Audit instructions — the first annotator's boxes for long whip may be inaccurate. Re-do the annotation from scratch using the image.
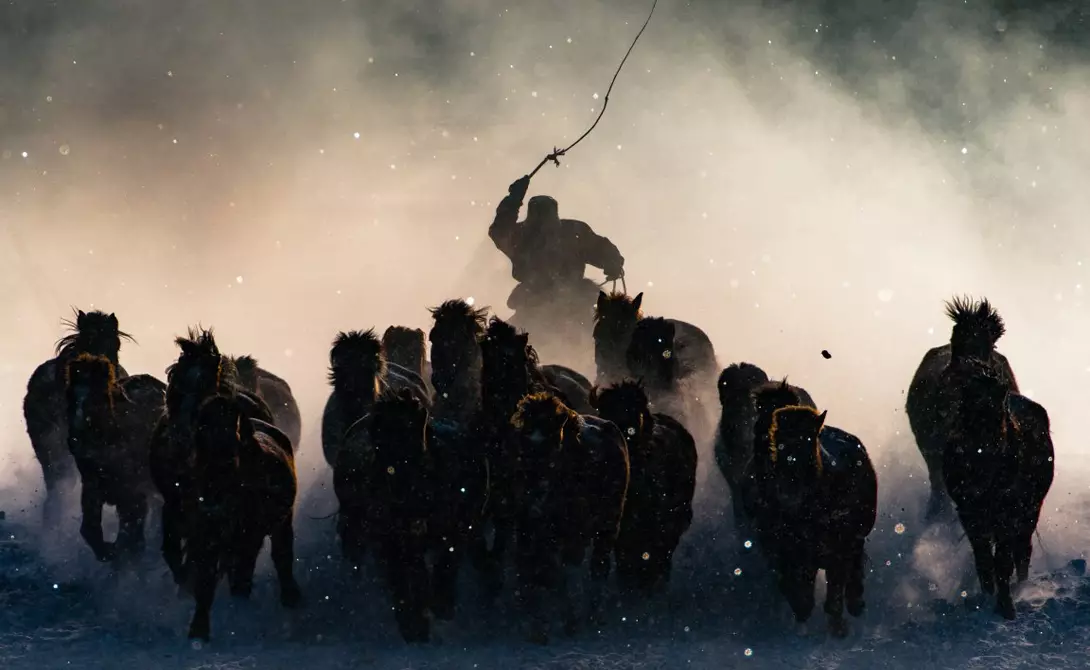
[526,0,660,178]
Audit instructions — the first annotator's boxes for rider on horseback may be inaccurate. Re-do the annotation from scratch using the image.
[489,174,625,331]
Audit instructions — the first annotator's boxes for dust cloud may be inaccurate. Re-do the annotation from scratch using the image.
[1,0,1088,585]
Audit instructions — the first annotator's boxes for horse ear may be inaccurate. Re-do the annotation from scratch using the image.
[76,309,87,326]
[588,385,600,408]
[632,292,643,311]
[779,377,790,390]
[108,313,118,328]
[817,409,828,428]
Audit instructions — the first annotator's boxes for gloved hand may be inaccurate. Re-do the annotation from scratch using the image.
[508,175,531,198]
[604,266,625,282]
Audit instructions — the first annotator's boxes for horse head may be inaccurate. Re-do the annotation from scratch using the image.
[167,327,230,430]
[56,308,133,364]
[428,299,489,398]
[945,295,1006,361]
[510,391,580,521]
[590,379,654,449]
[329,329,386,401]
[767,405,828,511]
[625,317,677,390]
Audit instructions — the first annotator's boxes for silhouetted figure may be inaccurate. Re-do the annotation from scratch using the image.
[489,175,625,368]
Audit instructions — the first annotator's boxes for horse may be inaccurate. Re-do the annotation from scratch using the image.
[425,299,490,620]
[508,392,629,644]
[590,380,696,595]
[714,365,816,531]
[230,354,303,449]
[592,291,719,392]
[321,329,431,468]
[185,395,301,641]
[942,357,1054,620]
[625,317,712,439]
[24,309,134,526]
[149,327,277,589]
[64,353,166,563]
[744,405,877,638]
[473,316,590,596]
[335,390,435,643]
[906,296,1019,520]
[383,325,435,397]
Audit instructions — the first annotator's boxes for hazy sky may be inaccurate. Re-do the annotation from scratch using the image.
[2,0,1088,512]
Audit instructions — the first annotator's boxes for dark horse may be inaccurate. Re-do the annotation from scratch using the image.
[943,357,1054,620]
[321,329,431,468]
[590,380,696,595]
[383,325,435,398]
[149,327,277,589]
[231,355,303,449]
[425,299,490,620]
[744,405,876,637]
[24,309,133,526]
[334,390,435,643]
[593,291,719,391]
[625,316,712,439]
[508,392,629,644]
[186,395,302,641]
[474,316,593,596]
[714,365,816,531]
[64,353,166,563]
[906,296,1019,520]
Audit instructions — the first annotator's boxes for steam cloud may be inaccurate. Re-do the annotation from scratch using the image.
[1,0,1088,622]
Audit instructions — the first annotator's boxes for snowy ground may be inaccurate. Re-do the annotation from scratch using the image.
[2,442,1088,670]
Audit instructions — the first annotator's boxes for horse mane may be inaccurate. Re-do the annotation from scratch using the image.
[753,378,808,412]
[232,354,260,388]
[429,299,490,333]
[589,378,648,411]
[945,295,1006,346]
[166,326,234,388]
[718,362,770,396]
[64,353,120,414]
[329,329,386,386]
[593,291,643,325]
[54,308,134,357]
[510,391,581,431]
[767,404,827,474]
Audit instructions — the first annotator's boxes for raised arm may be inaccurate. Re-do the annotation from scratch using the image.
[569,219,625,279]
[488,175,531,258]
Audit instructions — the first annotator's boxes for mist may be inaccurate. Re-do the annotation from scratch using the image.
[2,0,1089,641]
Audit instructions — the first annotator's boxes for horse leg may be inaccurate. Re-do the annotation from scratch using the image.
[994,537,1016,620]
[116,493,149,561]
[271,516,302,608]
[160,499,187,587]
[1013,527,1034,583]
[845,541,867,617]
[430,524,463,621]
[824,561,849,638]
[922,443,949,521]
[78,479,115,562]
[228,532,263,599]
[187,548,219,641]
[778,561,816,624]
[966,529,996,596]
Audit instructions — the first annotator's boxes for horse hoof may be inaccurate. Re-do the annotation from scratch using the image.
[187,625,210,642]
[95,543,118,563]
[828,617,849,638]
[846,598,866,617]
[281,584,303,609]
[996,598,1016,620]
[527,629,549,646]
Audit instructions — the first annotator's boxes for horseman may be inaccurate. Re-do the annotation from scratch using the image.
[488,175,625,336]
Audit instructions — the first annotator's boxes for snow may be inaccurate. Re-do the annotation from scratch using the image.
[1,452,1088,670]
